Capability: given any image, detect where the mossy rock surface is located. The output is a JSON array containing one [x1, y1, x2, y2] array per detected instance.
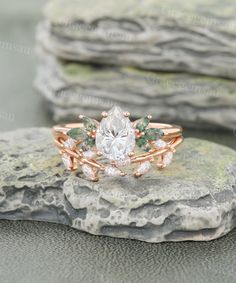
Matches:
[[0, 128, 236, 243], [35, 52, 236, 129], [36, 0, 236, 78]]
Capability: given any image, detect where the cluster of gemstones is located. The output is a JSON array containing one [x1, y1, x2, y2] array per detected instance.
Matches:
[[67, 115, 98, 151], [134, 115, 164, 152], [58, 107, 175, 181]]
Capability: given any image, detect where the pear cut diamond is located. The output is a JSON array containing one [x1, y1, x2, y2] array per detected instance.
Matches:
[[95, 106, 135, 161]]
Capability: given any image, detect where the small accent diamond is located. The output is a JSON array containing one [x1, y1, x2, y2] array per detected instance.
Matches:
[[155, 139, 167, 149], [137, 161, 151, 175], [163, 151, 173, 166], [62, 154, 72, 169], [63, 138, 75, 149], [83, 150, 96, 159], [115, 157, 131, 167], [82, 164, 95, 179], [104, 166, 121, 177]]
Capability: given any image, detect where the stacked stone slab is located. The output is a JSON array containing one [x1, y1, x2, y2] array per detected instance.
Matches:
[[35, 0, 236, 129]]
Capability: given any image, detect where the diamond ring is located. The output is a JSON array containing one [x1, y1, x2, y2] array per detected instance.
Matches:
[[52, 106, 183, 181]]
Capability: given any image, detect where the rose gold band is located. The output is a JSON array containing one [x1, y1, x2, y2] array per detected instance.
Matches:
[[52, 122, 183, 177]]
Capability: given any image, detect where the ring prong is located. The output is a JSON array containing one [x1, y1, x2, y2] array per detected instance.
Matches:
[[128, 151, 135, 157], [157, 162, 166, 169], [119, 172, 126, 176], [147, 115, 152, 120], [71, 163, 78, 171], [79, 114, 84, 119], [123, 111, 130, 117], [91, 176, 99, 182], [134, 172, 142, 177], [97, 151, 103, 156], [101, 111, 108, 118]]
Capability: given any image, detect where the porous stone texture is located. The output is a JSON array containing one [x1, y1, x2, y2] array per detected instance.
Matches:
[[35, 52, 236, 130], [0, 128, 236, 243], [38, 0, 236, 79]]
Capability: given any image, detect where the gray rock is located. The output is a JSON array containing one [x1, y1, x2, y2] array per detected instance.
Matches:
[[35, 51, 236, 130], [0, 128, 236, 243], [37, 0, 236, 78]]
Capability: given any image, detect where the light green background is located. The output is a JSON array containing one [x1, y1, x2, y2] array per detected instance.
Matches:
[[0, 1, 235, 282]]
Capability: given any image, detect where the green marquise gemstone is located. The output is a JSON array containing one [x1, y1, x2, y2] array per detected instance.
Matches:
[[136, 137, 147, 147], [67, 128, 87, 140], [85, 136, 95, 147], [143, 145, 151, 152], [136, 137, 151, 151], [80, 137, 95, 151], [81, 116, 98, 131], [135, 116, 150, 132], [144, 128, 164, 141]]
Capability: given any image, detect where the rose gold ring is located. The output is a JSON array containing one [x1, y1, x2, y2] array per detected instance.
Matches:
[[52, 106, 183, 181]]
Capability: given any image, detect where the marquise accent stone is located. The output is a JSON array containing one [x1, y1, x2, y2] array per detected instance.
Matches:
[[81, 116, 98, 131], [95, 106, 135, 161], [145, 128, 164, 141], [104, 166, 121, 177], [62, 154, 72, 169], [163, 151, 173, 166], [67, 127, 87, 140], [155, 139, 167, 149], [81, 164, 95, 179], [135, 116, 150, 132], [83, 150, 96, 159], [137, 160, 151, 175], [62, 138, 75, 149], [115, 157, 131, 167]]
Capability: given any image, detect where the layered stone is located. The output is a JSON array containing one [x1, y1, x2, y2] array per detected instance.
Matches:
[[35, 51, 236, 130], [1, 128, 236, 243], [95, 106, 135, 161]]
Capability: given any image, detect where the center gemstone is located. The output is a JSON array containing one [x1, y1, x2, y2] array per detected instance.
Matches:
[[95, 106, 135, 161]]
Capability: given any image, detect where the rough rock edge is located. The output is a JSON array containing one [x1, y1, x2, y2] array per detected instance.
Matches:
[[37, 19, 236, 79], [34, 50, 236, 130], [0, 128, 236, 243]]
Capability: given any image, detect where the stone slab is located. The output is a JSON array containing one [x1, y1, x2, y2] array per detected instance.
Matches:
[[35, 51, 236, 130], [0, 128, 236, 242], [36, 0, 236, 78]]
